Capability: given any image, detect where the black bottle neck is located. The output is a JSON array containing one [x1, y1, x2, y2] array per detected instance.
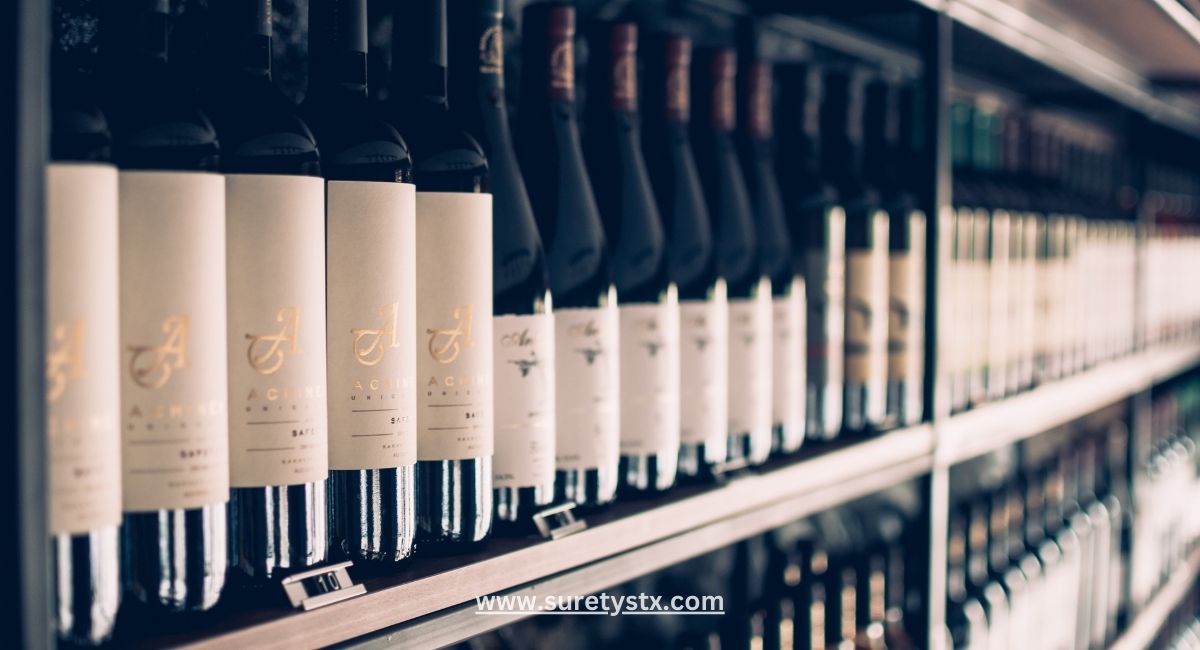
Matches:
[[641, 33, 692, 128], [863, 79, 899, 192], [52, 0, 111, 162], [308, 0, 368, 97], [586, 21, 639, 120], [394, 0, 450, 108], [517, 2, 576, 117], [447, 0, 505, 134], [692, 47, 738, 136], [821, 69, 866, 182], [210, 0, 272, 78], [777, 64, 823, 175]]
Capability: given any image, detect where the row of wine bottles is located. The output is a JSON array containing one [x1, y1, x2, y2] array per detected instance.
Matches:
[[944, 96, 1200, 414], [945, 377, 1200, 650], [451, 493, 924, 650], [47, 0, 931, 644]]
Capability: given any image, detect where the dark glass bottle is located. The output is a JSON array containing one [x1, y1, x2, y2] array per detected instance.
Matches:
[[692, 47, 772, 466], [776, 63, 845, 442], [303, 0, 416, 563], [947, 101, 974, 413], [964, 498, 1007, 650], [47, 0, 121, 642], [390, 0, 495, 549], [822, 68, 888, 435], [641, 33, 727, 480], [738, 57, 805, 455], [448, 0, 554, 530], [107, 0, 228, 610], [585, 21, 680, 495], [946, 506, 990, 650], [864, 79, 925, 428], [517, 2, 619, 509], [207, 0, 329, 581]]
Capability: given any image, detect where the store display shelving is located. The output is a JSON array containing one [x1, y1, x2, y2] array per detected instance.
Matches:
[[12, 0, 1200, 647], [1109, 546, 1200, 650], [936, 344, 1200, 466]]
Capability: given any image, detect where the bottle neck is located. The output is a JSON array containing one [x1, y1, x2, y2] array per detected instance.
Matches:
[[309, 0, 368, 97], [862, 79, 897, 180], [821, 70, 865, 179], [394, 0, 449, 107], [518, 2, 576, 116], [642, 34, 691, 127], [778, 65, 822, 173], [211, 0, 272, 78], [742, 60, 772, 143], [447, 0, 504, 131], [701, 48, 738, 135]]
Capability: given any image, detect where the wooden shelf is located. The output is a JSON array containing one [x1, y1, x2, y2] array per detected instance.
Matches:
[[1109, 546, 1200, 650], [936, 344, 1200, 466]]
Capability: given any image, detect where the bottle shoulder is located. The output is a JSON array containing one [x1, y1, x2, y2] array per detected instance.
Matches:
[[304, 91, 412, 181], [388, 101, 487, 178], [208, 73, 320, 175]]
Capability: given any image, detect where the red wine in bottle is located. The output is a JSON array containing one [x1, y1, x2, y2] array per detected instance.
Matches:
[[584, 21, 680, 495], [207, 0, 329, 580], [642, 34, 728, 480], [776, 64, 845, 442], [390, 0, 495, 549], [738, 57, 806, 455], [303, 0, 416, 563], [692, 47, 772, 466], [517, 3, 619, 509], [822, 68, 888, 435], [448, 0, 555, 530], [106, 0, 229, 612], [48, 0, 121, 640]]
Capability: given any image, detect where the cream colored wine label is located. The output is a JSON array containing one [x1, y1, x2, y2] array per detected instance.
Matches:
[[554, 305, 619, 471], [493, 312, 555, 489], [727, 280, 772, 444], [120, 171, 229, 511], [845, 213, 888, 385], [888, 213, 926, 384], [678, 282, 728, 455], [618, 293, 681, 457], [416, 193, 494, 461], [326, 181, 417, 470], [47, 164, 122, 533], [227, 174, 328, 487], [772, 279, 805, 438]]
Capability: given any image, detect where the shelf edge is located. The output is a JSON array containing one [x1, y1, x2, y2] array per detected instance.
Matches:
[[1109, 546, 1200, 650]]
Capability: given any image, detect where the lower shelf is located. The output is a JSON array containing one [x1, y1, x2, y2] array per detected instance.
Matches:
[[1109, 546, 1200, 650], [141, 426, 932, 649]]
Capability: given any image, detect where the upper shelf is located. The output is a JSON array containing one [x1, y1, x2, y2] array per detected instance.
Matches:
[[945, 0, 1200, 137]]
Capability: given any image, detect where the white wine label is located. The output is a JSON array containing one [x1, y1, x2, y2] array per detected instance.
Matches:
[[678, 282, 728, 450], [554, 305, 619, 471], [493, 312, 555, 489], [227, 174, 328, 487], [772, 279, 805, 435], [727, 281, 772, 443], [47, 163, 122, 533], [845, 213, 888, 385], [889, 213, 926, 418], [618, 294, 681, 457], [326, 181, 417, 471], [120, 171, 229, 512], [415, 192, 494, 461]]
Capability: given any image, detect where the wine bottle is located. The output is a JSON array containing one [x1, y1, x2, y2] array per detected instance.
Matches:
[[517, 2, 619, 509], [47, 0, 121, 640], [692, 47, 772, 466], [584, 21, 680, 494], [390, 0, 495, 548], [207, 0, 328, 580], [864, 80, 925, 428], [642, 33, 728, 480], [738, 56, 806, 456], [946, 506, 989, 650], [448, 0, 554, 529], [106, 0, 229, 611], [303, 0, 416, 563], [776, 64, 845, 442], [824, 68, 888, 434]]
